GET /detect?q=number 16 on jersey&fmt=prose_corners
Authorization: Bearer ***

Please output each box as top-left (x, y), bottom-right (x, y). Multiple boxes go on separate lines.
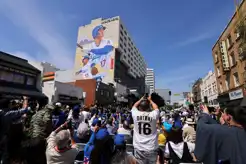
top-left (138, 122), bottom-right (152, 135)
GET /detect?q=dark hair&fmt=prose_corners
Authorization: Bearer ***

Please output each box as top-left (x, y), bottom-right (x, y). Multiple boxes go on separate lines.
top-left (225, 106), bottom-right (246, 129)
top-left (207, 106), bottom-right (215, 113)
top-left (139, 99), bottom-right (150, 111)
top-left (167, 127), bottom-right (183, 144)
top-left (173, 112), bottom-right (180, 121)
top-left (111, 145), bottom-right (127, 164)
top-left (90, 136), bottom-right (114, 164)
top-left (189, 104), bottom-right (194, 110)
top-left (123, 120), bottom-right (130, 130)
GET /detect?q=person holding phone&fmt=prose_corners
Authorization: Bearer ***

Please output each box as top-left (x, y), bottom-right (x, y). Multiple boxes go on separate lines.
top-left (131, 95), bottom-right (159, 164)
top-left (194, 104), bottom-right (246, 164)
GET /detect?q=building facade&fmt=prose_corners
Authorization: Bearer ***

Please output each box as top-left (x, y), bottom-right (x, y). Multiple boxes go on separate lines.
top-left (74, 16), bottom-right (146, 96)
top-left (212, 0), bottom-right (246, 107)
top-left (42, 72), bottom-right (84, 104)
top-left (69, 79), bottom-right (115, 106)
top-left (200, 71), bottom-right (219, 106)
top-left (145, 68), bottom-right (155, 93)
top-left (192, 79), bottom-right (202, 104)
top-left (155, 89), bottom-right (171, 104)
top-left (0, 51), bottom-right (46, 101)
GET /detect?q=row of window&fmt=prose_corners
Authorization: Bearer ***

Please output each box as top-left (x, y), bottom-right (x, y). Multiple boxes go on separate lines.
top-left (201, 85), bottom-right (217, 98)
top-left (0, 70), bottom-right (35, 86)
top-left (119, 24), bottom-right (146, 76)
top-left (219, 72), bottom-right (240, 93)
top-left (100, 90), bottom-right (110, 97)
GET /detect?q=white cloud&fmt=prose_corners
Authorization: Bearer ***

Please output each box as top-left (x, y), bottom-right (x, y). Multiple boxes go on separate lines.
top-left (172, 32), bottom-right (214, 48)
top-left (0, 0), bottom-right (74, 69)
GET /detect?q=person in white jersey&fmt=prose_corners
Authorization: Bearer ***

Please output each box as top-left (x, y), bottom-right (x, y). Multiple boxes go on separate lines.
top-left (131, 95), bottom-right (160, 164)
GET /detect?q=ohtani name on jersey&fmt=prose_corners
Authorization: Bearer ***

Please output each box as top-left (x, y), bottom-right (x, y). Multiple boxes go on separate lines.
top-left (137, 115), bottom-right (152, 122)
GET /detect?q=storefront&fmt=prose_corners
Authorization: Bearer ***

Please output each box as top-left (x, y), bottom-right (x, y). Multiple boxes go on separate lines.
top-left (42, 80), bottom-right (84, 105)
top-left (218, 88), bottom-right (244, 108)
top-left (0, 51), bottom-right (47, 101)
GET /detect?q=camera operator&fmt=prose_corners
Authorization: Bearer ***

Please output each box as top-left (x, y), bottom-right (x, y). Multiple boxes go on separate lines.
top-left (46, 121), bottom-right (79, 164)
top-left (131, 95), bottom-right (159, 164)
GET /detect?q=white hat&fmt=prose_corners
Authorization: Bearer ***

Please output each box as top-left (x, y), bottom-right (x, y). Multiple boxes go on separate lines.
top-left (55, 102), bottom-right (62, 107)
top-left (186, 118), bottom-right (195, 125)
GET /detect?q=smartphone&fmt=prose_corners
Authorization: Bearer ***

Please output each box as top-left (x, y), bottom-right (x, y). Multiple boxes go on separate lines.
top-left (145, 93), bottom-right (149, 98)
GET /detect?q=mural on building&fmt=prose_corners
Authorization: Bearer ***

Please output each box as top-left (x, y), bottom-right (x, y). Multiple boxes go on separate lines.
top-left (75, 24), bottom-right (115, 83)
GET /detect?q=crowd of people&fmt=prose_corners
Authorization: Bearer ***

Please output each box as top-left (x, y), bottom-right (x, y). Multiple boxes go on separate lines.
top-left (0, 94), bottom-right (246, 164)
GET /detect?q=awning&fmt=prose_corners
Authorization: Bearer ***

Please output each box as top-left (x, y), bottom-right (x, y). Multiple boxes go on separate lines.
top-left (0, 86), bottom-right (47, 99)
top-left (217, 93), bottom-right (230, 103)
top-left (226, 99), bottom-right (242, 107)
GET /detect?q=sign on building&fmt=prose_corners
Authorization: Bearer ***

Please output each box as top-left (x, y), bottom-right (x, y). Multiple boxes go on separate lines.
top-left (229, 89), bottom-right (243, 100)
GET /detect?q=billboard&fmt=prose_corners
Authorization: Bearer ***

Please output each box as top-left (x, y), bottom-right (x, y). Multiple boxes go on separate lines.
top-left (74, 17), bottom-right (120, 84)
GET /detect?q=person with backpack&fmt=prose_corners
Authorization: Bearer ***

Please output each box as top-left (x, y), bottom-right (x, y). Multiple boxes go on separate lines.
top-left (164, 125), bottom-right (197, 164)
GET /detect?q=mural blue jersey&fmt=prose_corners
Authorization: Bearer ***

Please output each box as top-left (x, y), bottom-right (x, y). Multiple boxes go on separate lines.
top-left (52, 112), bottom-right (66, 130)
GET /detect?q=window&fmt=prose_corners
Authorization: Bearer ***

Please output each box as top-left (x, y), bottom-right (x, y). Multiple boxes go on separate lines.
top-left (13, 74), bottom-right (25, 84)
top-left (120, 37), bottom-right (123, 42)
top-left (233, 72), bottom-right (240, 87)
top-left (0, 70), bottom-right (14, 82)
top-left (120, 31), bottom-right (123, 36)
top-left (230, 52), bottom-right (236, 66)
top-left (214, 52), bottom-right (218, 63)
top-left (100, 90), bottom-right (104, 96)
top-left (220, 83), bottom-right (223, 93)
top-left (213, 99), bottom-right (218, 105)
top-left (120, 44), bottom-right (123, 49)
top-left (106, 91), bottom-right (109, 97)
top-left (209, 88), bottom-right (212, 96)
top-left (226, 35), bottom-right (232, 48)
top-left (27, 76), bottom-right (35, 85)
top-left (225, 74), bottom-right (230, 90)
top-left (235, 30), bottom-right (240, 39)
top-left (217, 66), bottom-right (221, 76)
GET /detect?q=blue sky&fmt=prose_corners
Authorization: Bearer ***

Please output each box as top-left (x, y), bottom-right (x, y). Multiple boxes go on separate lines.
top-left (0, 0), bottom-right (237, 96)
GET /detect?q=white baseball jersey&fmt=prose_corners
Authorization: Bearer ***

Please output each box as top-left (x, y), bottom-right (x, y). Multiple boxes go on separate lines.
top-left (80, 61), bottom-right (93, 79)
top-left (131, 107), bottom-right (160, 151)
top-left (88, 39), bottom-right (113, 70)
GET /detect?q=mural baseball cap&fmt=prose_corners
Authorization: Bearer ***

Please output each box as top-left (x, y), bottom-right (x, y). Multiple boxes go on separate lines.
top-left (92, 25), bottom-right (106, 39)
top-left (83, 55), bottom-right (90, 60)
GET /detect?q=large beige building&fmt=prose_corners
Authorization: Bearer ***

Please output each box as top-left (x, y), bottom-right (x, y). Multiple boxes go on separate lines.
top-left (212, 0), bottom-right (246, 107)
top-left (74, 16), bottom-right (147, 97)
top-left (145, 68), bottom-right (155, 93)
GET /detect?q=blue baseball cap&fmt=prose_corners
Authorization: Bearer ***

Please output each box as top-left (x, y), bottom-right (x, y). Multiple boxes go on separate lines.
top-left (92, 25), bottom-right (106, 39)
top-left (73, 105), bottom-right (80, 112)
top-left (92, 118), bottom-right (99, 126)
top-left (114, 134), bottom-right (125, 146)
top-left (163, 122), bottom-right (172, 133)
top-left (95, 128), bottom-right (109, 140)
top-left (83, 55), bottom-right (90, 60)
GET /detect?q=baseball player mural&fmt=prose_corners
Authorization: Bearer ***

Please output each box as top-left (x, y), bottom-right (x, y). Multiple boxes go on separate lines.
top-left (76, 25), bottom-right (114, 82)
